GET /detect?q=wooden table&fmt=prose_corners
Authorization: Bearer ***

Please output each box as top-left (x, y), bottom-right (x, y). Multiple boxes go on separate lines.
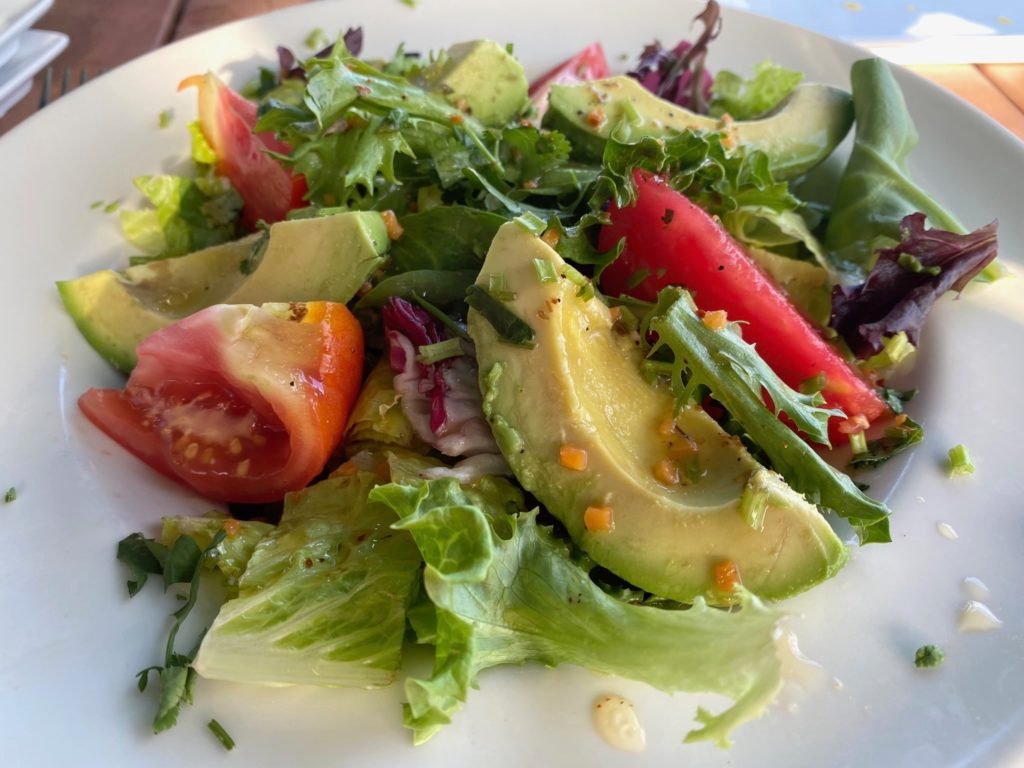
top-left (2, 0), bottom-right (1023, 139)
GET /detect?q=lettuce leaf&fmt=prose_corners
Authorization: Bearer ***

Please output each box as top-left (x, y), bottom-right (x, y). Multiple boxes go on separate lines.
top-left (371, 477), bottom-right (786, 748)
top-left (119, 174), bottom-right (242, 263)
top-left (823, 58), bottom-right (969, 273)
top-left (160, 514), bottom-right (274, 593)
top-left (710, 61), bottom-right (804, 120)
top-left (830, 213), bottom-right (998, 355)
top-left (646, 289), bottom-right (891, 543)
top-left (192, 470), bottom-right (421, 688)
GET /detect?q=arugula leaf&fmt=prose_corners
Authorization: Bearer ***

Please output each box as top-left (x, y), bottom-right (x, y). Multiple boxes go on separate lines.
top-left (709, 61), bottom-right (804, 120)
top-left (647, 289), bottom-right (891, 543)
top-left (116, 533), bottom-right (168, 597)
top-left (371, 478), bottom-right (786, 748)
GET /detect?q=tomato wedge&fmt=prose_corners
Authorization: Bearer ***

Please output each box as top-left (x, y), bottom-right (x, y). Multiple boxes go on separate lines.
top-left (528, 42), bottom-right (609, 118)
top-left (599, 171), bottom-right (887, 442)
top-left (180, 73), bottom-right (307, 229)
top-left (79, 302), bottom-right (363, 503)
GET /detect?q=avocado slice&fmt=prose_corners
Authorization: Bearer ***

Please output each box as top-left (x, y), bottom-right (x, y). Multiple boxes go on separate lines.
top-left (58, 211), bottom-right (388, 372)
top-left (543, 75), bottom-right (853, 179)
top-left (467, 222), bottom-right (847, 603)
top-left (417, 40), bottom-right (528, 127)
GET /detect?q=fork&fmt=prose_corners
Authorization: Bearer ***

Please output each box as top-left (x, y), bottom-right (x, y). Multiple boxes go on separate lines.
top-left (38, 66), bottom-right (105, 109)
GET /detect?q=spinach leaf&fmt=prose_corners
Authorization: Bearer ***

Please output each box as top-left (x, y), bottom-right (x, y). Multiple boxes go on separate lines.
top-left (388, 206), bottom-right (506, 272)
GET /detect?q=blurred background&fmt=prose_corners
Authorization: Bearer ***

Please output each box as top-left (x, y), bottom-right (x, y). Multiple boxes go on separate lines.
top-left (0, 0), bottom-right (1021, 136)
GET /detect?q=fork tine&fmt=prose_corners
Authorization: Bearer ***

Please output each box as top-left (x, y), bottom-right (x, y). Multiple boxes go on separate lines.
top-left (60, 66), bottom-right (70, 97)
top-left (38, 66), bottom-right (53, 109)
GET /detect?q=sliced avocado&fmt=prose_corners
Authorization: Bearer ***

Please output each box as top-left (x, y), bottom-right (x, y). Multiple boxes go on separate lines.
top-left (58, 212), bottom-right (388, 372)
top-left (543, 75), bottom-right (853, 178)
top-left (467, 222), bottom-right (847, 603)
top-left (418, 40), bottom-right (528, 127)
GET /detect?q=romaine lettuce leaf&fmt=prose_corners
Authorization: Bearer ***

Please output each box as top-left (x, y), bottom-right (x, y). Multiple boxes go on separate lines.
top-left (193, 470), bottom-right (421, 688)
top-left (371, 477), bottom-right (786, 748)
top-left (345, 358), bottom-right (427, 453)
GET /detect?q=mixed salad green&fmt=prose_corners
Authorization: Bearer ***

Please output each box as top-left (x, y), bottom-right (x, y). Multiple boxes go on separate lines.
top-left (63, 0), bottom-right (1002, 752)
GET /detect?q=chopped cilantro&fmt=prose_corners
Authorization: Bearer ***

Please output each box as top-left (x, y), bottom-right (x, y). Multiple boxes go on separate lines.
top-left (3, 486), bottom-right (15, 504)
top-left (158, 109), bottom-right (174, 129)
top-left (914, 644), bottom-right (945, 668)
top-left (948, 444), bottom-right (975, 476)
top-left (207, 719), bottom-right (236, 751)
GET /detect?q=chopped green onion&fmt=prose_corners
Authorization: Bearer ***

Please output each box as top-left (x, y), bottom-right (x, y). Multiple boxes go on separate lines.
top-left (515, 211), bottom-right (547, 235)
top-left (532, 258), bottom-right (558, 284)
top-left (914, 644), bottom-right (945, 668)
top-left (466, 284), bottom-right (535, 348)
top-left (861, 332), bottom-right (915, 374)
top-left (417, 338), bottom-right (464, 365)
top-left (897, 252), bottom-right (941, 276)
top-left (849, 431), bottom-right (868, 456)
top-left (488, 273), bottom-right (517, 302)
top-left (3, 487), bottom-right (15, 504)
top-left (948, 444), bottom-right (975, 476)
top-left (207, 719), bottom-right (236, 751)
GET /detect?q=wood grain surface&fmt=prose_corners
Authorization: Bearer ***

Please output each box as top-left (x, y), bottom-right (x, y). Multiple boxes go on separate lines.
top-left (2, 0), bottom-right (1022, 140)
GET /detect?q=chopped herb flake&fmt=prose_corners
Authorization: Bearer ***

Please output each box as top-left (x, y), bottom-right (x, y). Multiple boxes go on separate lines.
top-left (3, 486), bottom-right (15, 504)
top-left (103, 200), bottom-right (121, 214)
top-left (897, 251), bottom-right (941, 276)
top-left (466, 284), bottom-right (536, 348)
top-left (948, 444), bottom-right (975, 476)
top-left (849, 417), bottom-right (924, 470)
top-left (158, 109), bottom-right (174, 129)
top-left (207, 719), bottom-right (236, 751)
top-left (626, 268), bottom-right (651, 289)
top-left (90, 200), bottom-right (104, 210)
top-left (914, 644), bottom-right (945, 668)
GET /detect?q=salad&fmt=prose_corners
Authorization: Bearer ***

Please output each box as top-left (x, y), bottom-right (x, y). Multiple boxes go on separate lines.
top-left (56, 0), bottom-right (1000, 752)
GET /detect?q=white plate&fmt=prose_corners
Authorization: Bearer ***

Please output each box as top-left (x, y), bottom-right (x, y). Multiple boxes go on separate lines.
top-left (0, 0), bottom-right (49, 51)
top-left (1, 2), bottom-right (1021, 766)
top-left (0, 28), bottom-right (67, 116)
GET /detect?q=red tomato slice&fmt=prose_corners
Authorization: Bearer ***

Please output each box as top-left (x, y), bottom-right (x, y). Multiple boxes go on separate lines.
top-left (528, 42), bottom-right (609, 118)
top-left (79, 302), bottom-right (363, 503)
top-left (180, 73), bottom-right (307, 229)
top-left (599, 171), bottom-right (887, 443)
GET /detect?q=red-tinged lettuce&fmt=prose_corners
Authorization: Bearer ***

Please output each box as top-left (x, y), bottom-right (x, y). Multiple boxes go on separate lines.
top-left (382, 297), bottom-right (500, 460)
top-left (627, 0), bottom-right (721, 114)
top-left (831, 213), bottom-right (998, 355)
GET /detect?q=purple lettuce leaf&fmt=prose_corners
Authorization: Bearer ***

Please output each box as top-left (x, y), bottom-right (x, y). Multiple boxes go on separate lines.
top-left (626, 0), bottom-right (720, 113)
top-left (831, 213), bottom-right (999, 355)
top-left (381, 297), bottom-right (500, 460)
top-left (277, 27), bottom-right (363, 81)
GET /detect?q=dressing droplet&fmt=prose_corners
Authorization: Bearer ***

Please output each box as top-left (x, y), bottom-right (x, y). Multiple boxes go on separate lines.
top-left (592, 695), bottom-right (646, 752)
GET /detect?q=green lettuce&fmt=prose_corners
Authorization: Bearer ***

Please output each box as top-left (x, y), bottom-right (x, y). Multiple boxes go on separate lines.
top-left (193, 470), bottom-right (421, 688)
top-left (646, 289), bottom-right (891, 543)
top-left (371, 477), bottom-right (786, 748)
top-left (160, 513), bottom-right (274, 592)
top-left (119, 174), bottom-right (242, 263)
top-left (710, 61), bottom-right (804, 120)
